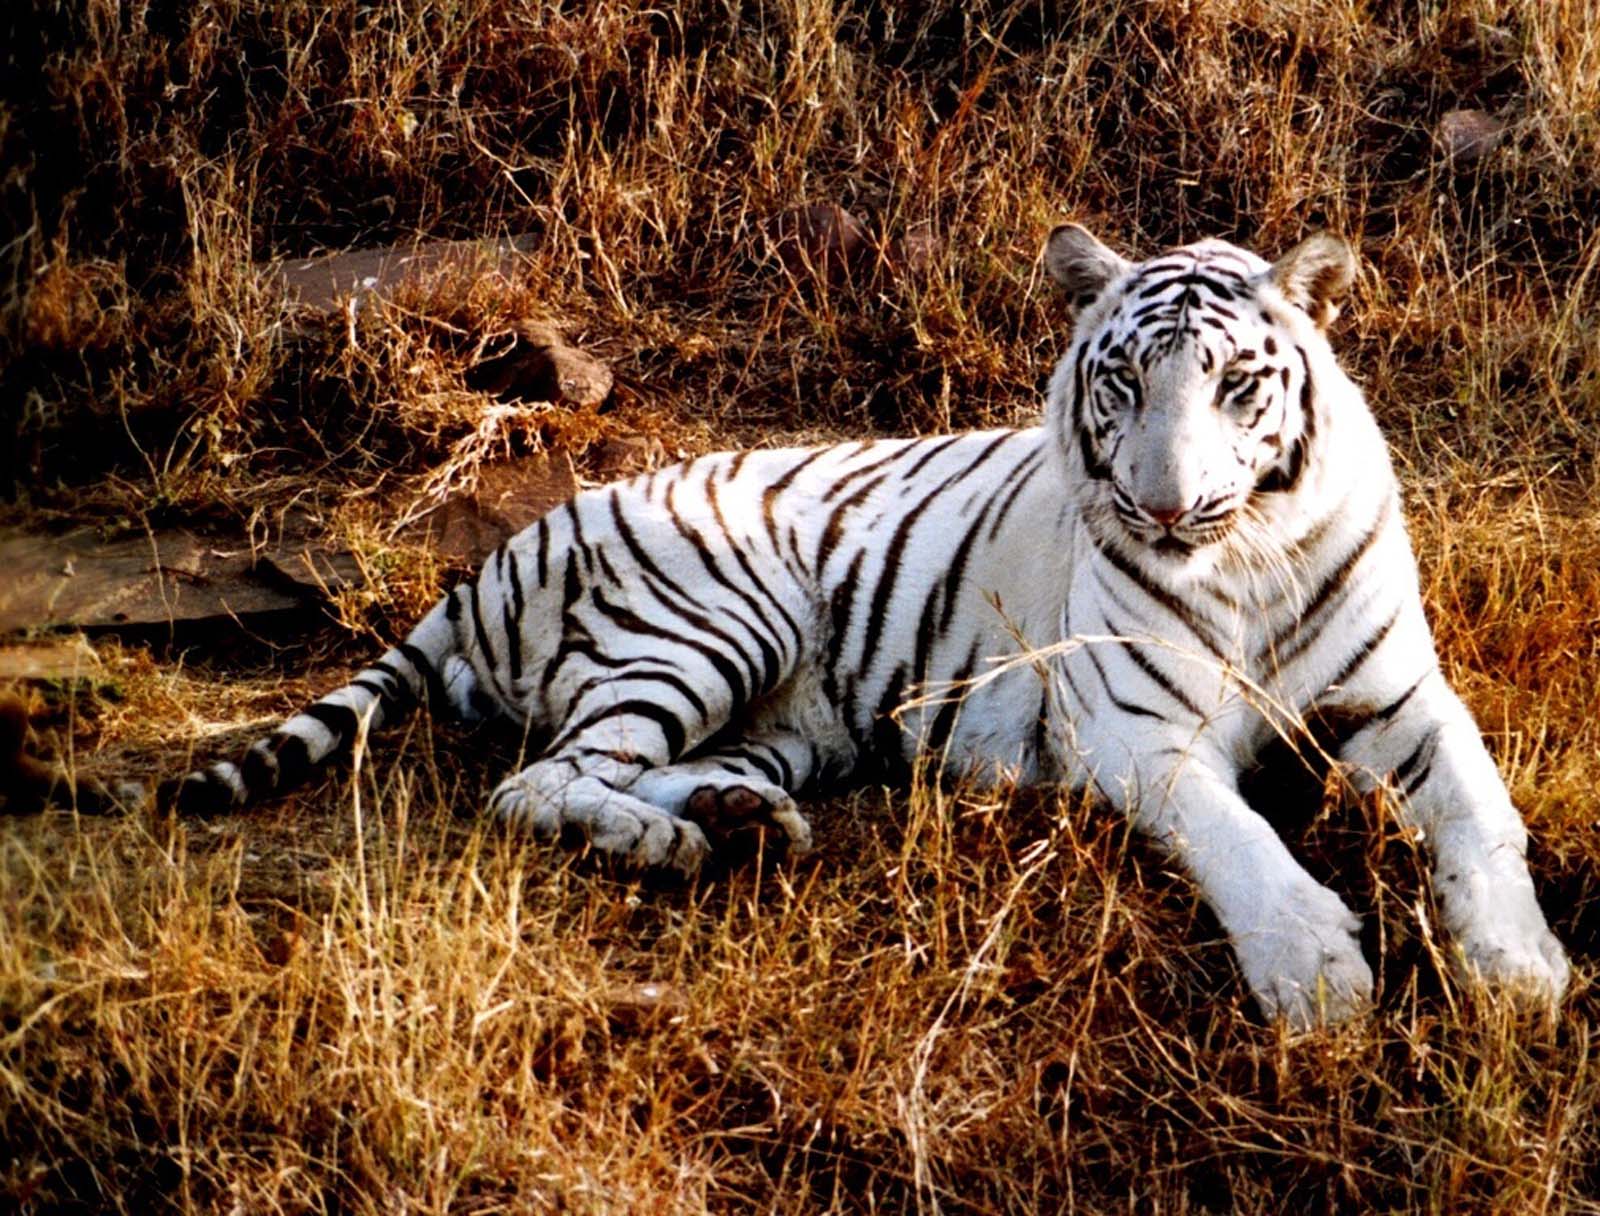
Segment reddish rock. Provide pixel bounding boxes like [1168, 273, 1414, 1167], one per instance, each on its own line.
[891, 223, 939, 277]
[769, 203, 873, 282]
[1437, 109, 1505, 164]
[466, 320, 614, 407]
[586, 434, 665, 481]
[401, 452, 579, 564]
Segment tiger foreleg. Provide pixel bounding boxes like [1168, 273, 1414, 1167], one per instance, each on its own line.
[1120, 747, 1375, 1028]
[1337, 672, 1569, 1005]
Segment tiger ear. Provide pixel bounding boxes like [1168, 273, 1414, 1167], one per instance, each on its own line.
[1268, 233, 1355, 330]
[1044, 224, 1132, 314]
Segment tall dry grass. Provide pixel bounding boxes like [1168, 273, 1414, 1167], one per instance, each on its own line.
[4, 0, 1600, 1211]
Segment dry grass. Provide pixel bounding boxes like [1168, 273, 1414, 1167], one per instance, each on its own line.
[4, 0, 1600, 1211]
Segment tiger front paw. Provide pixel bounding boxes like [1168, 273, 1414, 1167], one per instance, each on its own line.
[1231, 880, 1374, 1030]
[1439, 862, 1570, 1006]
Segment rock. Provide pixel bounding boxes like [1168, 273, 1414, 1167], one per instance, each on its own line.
[1437, 109, 1505, 164]
[603, 981, 687, 1033]
[0, 451, 586, 638]
[256, 543, 364, 598]
[465, 320, 614, 407]
[401, 452, 579, 564]
[266, 236, 539, 313]
[0, 523, 381, 636]
[586, 434, 665, 481]
[0, 637, 101, 681]
[473, 452, 581, 533]
[0, 527, 307, 634]
[892, 223, 939, 277]
[265, 238, 614, 408]
[769, 203, 873, 282]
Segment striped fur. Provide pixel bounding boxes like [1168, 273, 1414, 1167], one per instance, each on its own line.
[171, 226, 1568, 1026]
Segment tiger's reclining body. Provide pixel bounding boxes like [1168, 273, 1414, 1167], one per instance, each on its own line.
[173, 226, 1569, 1027]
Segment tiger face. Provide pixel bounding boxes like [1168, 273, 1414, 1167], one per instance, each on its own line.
[1044, 226, 1355, 566]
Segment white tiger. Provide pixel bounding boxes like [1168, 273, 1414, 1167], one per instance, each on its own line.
[171, 225, 1569, 1027]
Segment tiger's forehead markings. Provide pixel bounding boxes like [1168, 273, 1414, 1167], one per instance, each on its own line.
[1105, 250, 1268, 369]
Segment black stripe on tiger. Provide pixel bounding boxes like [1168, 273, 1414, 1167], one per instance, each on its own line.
[395, 643, 449, 711]
[870, 664, 912, 776]
[301, 700, 363, 746]
[661, 480, 787, 684]
[1370, 672, 1427, 724]
[1089, 532, 1228, 660]
[926, 640, 981, 759]
[855, 432, 1019, 684]
[351, 676, 401, 715]
[465, 580, 511, 705]
[1084, 641, 1168, 722]
[820, 441, 907, 502]
[242, 730, 313, 796]
[589, 587, 752, 715]
[985, 453, 1045, 542]
[704, 474, 806, 652]
[567, 499, 594, 575]
[369, 660, 418, 713]
[1069, 342, 1112, 481]
[1394, 724, 1442, 798]
[630, 559, 765, 701]
[1324, 605, 1401, 691]
[899, 434, 967, 481]
[815, 471, 893, 575]
[606, 493, 768, 700]
[546, 698, 688, 764]
[915, 467, 1010, 693]
[1108, 626, 1206, 720]
[761, 447, 829, 553]
[747, 740, 795, 788]
[501, 600, 523, 682]
[1256, 346, 1317, 495]
[1315, 672, 1431, 757]
[1268, 497, 1390, 666]
[741, 748, 785, 785]
[824, 549, 867, 713]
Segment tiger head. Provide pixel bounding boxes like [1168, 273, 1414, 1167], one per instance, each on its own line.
[1043, 225, 1355, 569]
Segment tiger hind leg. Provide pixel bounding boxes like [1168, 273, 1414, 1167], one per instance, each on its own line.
[488, 751, 712, 874]
[487, 722, 826, 872]
[485, 693, 715, 872]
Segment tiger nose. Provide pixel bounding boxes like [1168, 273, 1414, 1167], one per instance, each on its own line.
[1141, 502, 1187, 528]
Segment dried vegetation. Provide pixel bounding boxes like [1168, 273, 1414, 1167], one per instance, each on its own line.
[3, 0, 1600, 1211]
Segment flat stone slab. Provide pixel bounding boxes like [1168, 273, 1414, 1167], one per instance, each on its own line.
[0, 637, 102, 680]
[267, 236, 540, 313]
[0, 453, 582, 636]
[0, 528, 319, 633]
[263, 237, 614, 407]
